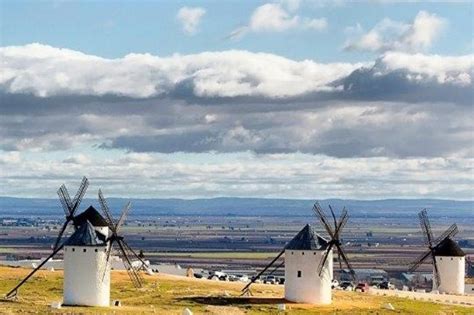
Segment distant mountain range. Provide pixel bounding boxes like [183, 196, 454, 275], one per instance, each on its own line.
[0, 197, 472, 218]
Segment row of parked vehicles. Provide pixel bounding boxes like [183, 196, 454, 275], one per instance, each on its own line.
[197, 271, 395, 292]
[197, 271, 251, 282]
[195, 271, 286, 284]
[332, 279, 395, 291]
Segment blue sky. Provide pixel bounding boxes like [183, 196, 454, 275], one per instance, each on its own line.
[0, 1, 473, 199]
[1, 1, 472, 62]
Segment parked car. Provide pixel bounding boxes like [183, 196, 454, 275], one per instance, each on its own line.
[235, 274, 249, 282]
[193, 273, 203, 279]
[262, 275, 277, 284]
[355, 282, 370, 292]
[340, 281, 354, 291]
[208, 271, 227, 281]
[331, 279, 339, 289]
[378, 281, 395, 290]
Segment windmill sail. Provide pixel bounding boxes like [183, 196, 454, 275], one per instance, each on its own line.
[98, 190, 147, 288]
[313, 203, 355, 281]
[53, 177, 89, 250]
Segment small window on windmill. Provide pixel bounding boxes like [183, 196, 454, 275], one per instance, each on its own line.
[72, 248, 75, 252]
[451, 258, 453, 261]
[291, 251, 294, 255]
[302, 252, 304, 255]
[297, 271, 302, 278]
[83, 249, 87, 253]
[95, 249, 98, 252]
[313, 252, 316, 255]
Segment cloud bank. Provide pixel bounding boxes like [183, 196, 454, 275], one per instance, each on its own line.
[0, 44, 472, 158]
[1, 151, 472, 199]
[1, 44, 471, 102]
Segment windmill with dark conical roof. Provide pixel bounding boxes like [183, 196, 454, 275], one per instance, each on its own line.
[409, 209, 465, 294]
[241, 202, 356, 304]
[4, 178, 147, 307]
[5, 177, 90, 299]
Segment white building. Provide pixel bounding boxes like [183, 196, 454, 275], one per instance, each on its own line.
[284, 224, 332, 304]
[63, 217, 110, 307]
[432, 237, 465, 294]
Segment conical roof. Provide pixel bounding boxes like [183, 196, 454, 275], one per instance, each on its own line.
[286, 224, 329, 250]
[75, 205, 109, 227]
[433, 238, 465, 257]
[66, 220, 105, 246]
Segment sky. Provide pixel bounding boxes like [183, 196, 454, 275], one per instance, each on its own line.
[0, 0, 473, 199]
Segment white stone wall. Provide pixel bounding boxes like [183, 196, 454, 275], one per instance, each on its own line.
[63, 245, 110, 307]
[434, 256, 465, 294]
[284, 249, 332, 304]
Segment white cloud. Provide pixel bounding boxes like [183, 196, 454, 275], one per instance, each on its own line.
[378, 51, 472, 85]
[400, 11, 447, 51]
[249, 3, 299, 32]
[344, 11, 446, 53]
[1, 43, 472, 101]
[176, 6, 206, 35]
[228, 2, 327, 39]
[0, 43, 361, 98]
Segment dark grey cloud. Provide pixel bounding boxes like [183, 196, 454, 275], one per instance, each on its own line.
[337, 67, 473, 105]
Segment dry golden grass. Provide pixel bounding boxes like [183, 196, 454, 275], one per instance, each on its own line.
[0, 266, 472, 314]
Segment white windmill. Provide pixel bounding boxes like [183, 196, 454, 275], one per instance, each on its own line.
[241, 203, 355, 304]
[284, 224, 332, 304]
[409, 209, 465, 294]
[5, 178, 147, 308]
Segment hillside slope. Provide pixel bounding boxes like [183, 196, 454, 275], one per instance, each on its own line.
[0, 266, 472, 314]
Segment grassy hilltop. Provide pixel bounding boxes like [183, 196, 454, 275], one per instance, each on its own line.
[0, 266, 471, 314]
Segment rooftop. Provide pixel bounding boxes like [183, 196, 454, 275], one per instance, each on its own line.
[285, 224, 329, 251]
[65, 220, 106, 247]
[433, 238, 465, 257]
[75, 205, 109, 227]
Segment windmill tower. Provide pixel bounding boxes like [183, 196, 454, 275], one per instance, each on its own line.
[284, 224, 331, 304]
[63, 220, 110, 306]
[241, 202, 355, 304]
[409, 209, 465, 294]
